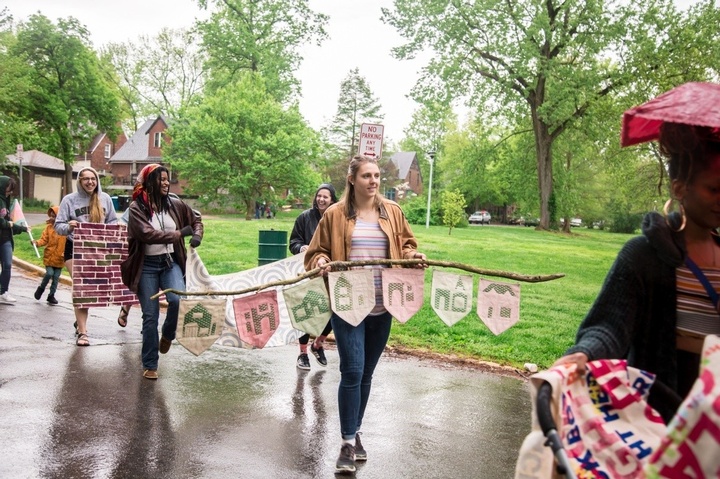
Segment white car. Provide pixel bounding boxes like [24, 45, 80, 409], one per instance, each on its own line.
[468, 210, 491, 225]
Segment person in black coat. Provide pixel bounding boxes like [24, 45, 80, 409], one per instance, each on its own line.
[289, 183, 337, 370]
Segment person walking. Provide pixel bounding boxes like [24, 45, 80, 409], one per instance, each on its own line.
[289, 183, 338, 370]
[31, 206, 66, 305]
[55, 167, 118, 345]
[554, 118, 720, 422]
[304, 156, 427, 473]
[0, 176, 28, 304]
[123, 164, 203, 380]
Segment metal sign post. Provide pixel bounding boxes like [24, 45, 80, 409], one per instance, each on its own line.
[16, 144, 23, 205]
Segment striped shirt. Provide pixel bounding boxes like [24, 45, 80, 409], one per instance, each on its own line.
[349, 219, 389, 315]
[676, 265, 720, 335]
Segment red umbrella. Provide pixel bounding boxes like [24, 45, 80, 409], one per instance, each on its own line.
[621, 82, 720, 147]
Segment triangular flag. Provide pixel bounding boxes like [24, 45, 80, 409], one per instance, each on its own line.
[430, 270, 472, 326]
[284, 277, 332, 336]
[176, 298, 226, 356]
[476, 279, 520, 335]
[382, 268, 425, 323]
[10, 199, 27, 226]
[328, 269, 376, 326]
[232, 290, 280, 349]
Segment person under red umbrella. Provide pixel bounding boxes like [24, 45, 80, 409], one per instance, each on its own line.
[554, 83, 720, 422]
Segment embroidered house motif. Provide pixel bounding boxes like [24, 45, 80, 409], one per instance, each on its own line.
[477, 279, 520, 335]
[431, 270, 473, 326]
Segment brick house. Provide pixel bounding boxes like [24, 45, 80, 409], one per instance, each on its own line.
[108, 116, 184, 195]
[75, 131, 128, 176]
[387, 152, 423, 200]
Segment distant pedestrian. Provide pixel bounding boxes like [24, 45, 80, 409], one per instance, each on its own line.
[0, 176, 28, 304]
[55, 167, 118, 346]
[289, 183, 337, 370]
[123, 164, 203, 380]
[31, 206, 66, 305]
[305, 156, 427, 474]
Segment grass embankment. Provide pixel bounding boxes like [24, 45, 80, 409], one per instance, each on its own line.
[14, 210, 631, 369]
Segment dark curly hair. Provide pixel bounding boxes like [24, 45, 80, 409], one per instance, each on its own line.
[660, 123, 720, 184]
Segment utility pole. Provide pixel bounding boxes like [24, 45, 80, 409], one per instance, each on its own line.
[425, 150, 435, 229]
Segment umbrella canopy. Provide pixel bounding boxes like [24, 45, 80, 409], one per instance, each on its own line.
[621, 82, 720, 147]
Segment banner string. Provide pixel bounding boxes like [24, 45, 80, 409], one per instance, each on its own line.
[150, 258, 564, 300]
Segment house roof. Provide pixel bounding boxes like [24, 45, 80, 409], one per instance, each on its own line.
[108, 118, 157, 163]
[389, 151, 417, 180]
[87, 133, 106, 153]
[6, 150, 65, 172]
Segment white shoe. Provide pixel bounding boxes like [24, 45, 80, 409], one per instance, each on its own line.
[0, 292, 17, 303]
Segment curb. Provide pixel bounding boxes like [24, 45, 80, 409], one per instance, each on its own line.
[12, 256, 73, 286]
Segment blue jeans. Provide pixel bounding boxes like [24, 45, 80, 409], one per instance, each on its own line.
[331, 311, 392, 440]
[137, 255, 185, 370]
[40, 266, 62, 296]
[0, 240, 12, 294]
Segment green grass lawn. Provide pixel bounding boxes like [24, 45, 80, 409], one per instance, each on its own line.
[15, 210, 632, 369]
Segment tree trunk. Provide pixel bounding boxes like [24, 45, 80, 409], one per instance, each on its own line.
[531, 106, 553, 230]
[63, 163, 74, 198]
[245, 198, 255, 221]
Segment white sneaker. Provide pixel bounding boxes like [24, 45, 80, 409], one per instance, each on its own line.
[0, 292, 17, 303]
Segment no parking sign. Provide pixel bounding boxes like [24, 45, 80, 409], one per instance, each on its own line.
[358, 123, 384, 159]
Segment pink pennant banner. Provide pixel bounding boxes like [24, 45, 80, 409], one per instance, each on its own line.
[328, 270, 376, 326]
[232, 290, 280, 349]
[476, 279, 520, 335]
[382, 268, 425, 323]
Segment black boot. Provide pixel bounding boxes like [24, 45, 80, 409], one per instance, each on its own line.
[34, 286, 44, 300]
[47, 294, 58, 305]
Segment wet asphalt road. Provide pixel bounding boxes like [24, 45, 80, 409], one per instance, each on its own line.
[0, 267, 532, 479]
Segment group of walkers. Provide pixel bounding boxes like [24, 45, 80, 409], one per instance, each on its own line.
[2, 82, 720, 473]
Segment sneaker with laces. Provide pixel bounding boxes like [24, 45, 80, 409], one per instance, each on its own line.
[335, 443, 356, 473]
[310, 343, 327, 366]
[296, 353, 311, 370]
[0, 292, 17, 303]
[354, 433, 367, 461]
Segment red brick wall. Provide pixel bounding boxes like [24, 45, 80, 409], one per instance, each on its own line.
[71, 224, 137, 308]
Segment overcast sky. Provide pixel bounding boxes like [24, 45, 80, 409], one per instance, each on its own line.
[4, 0, 428, 144]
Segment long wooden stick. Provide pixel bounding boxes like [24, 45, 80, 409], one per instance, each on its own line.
[150, 258, 564, 299]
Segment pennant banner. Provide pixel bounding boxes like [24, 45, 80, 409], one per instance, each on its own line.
[431, 270, 473, 326]
[477, 279, 520, 335]
[185, 248, 303, 348]
[382, 268, 425, 323]
[10, 198, 27, 225]
[232, 290, 280, 349]
[328, 269, 376, 326]
[283, 277, 332, 337]
[176, 299, 226, 356]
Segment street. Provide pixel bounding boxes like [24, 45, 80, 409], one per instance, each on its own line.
[0, 268, 532, 478]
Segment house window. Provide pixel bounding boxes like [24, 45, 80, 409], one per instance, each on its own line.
[104, 144, 112, 159]
[154, 132, 162, 148]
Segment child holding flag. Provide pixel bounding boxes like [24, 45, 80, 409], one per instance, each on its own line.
[0, 176, 28, 304]
[32, 206, 66, 305]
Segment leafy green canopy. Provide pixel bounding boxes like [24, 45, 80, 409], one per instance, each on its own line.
[165, 73, 322, 219]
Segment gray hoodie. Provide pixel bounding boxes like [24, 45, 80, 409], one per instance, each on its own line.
[55, 167, 118, 241]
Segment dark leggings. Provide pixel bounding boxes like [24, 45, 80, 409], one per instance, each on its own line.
[299, 320, 333, 345]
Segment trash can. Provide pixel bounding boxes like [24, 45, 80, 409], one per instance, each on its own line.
[258, 230, 287, 266]
[118, 195, 130, 211]
[111, 196, 119, 211]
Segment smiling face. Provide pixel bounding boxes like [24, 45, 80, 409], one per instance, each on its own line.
[159, 171, 170, 196]
[78, 171, 97, 194]
[678, 150, 720, 230]
[315, 188, 333, 213]
[350, 161, 381, 203]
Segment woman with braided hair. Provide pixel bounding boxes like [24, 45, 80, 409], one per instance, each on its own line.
[554, 122, 720, 421]
[123, 164, 203, 379]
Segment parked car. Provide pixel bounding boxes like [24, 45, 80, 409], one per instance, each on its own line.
[508, 216, 525, 226]
[468, 210, 491, 225]
[524, 217, 540, 227]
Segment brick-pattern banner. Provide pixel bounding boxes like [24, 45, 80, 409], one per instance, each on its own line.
[71, 224, 137, 308]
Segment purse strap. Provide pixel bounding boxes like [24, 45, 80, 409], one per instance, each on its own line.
[684, 256, 719, 309]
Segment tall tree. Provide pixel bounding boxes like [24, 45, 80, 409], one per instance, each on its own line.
[196, 0, 328, 103]
[383, 0, 720, 229]
[326, 68, 384, 158]
[165, 72, 322, 219]
[12, 14, 120, 192]
[103, 28, 207, 130]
